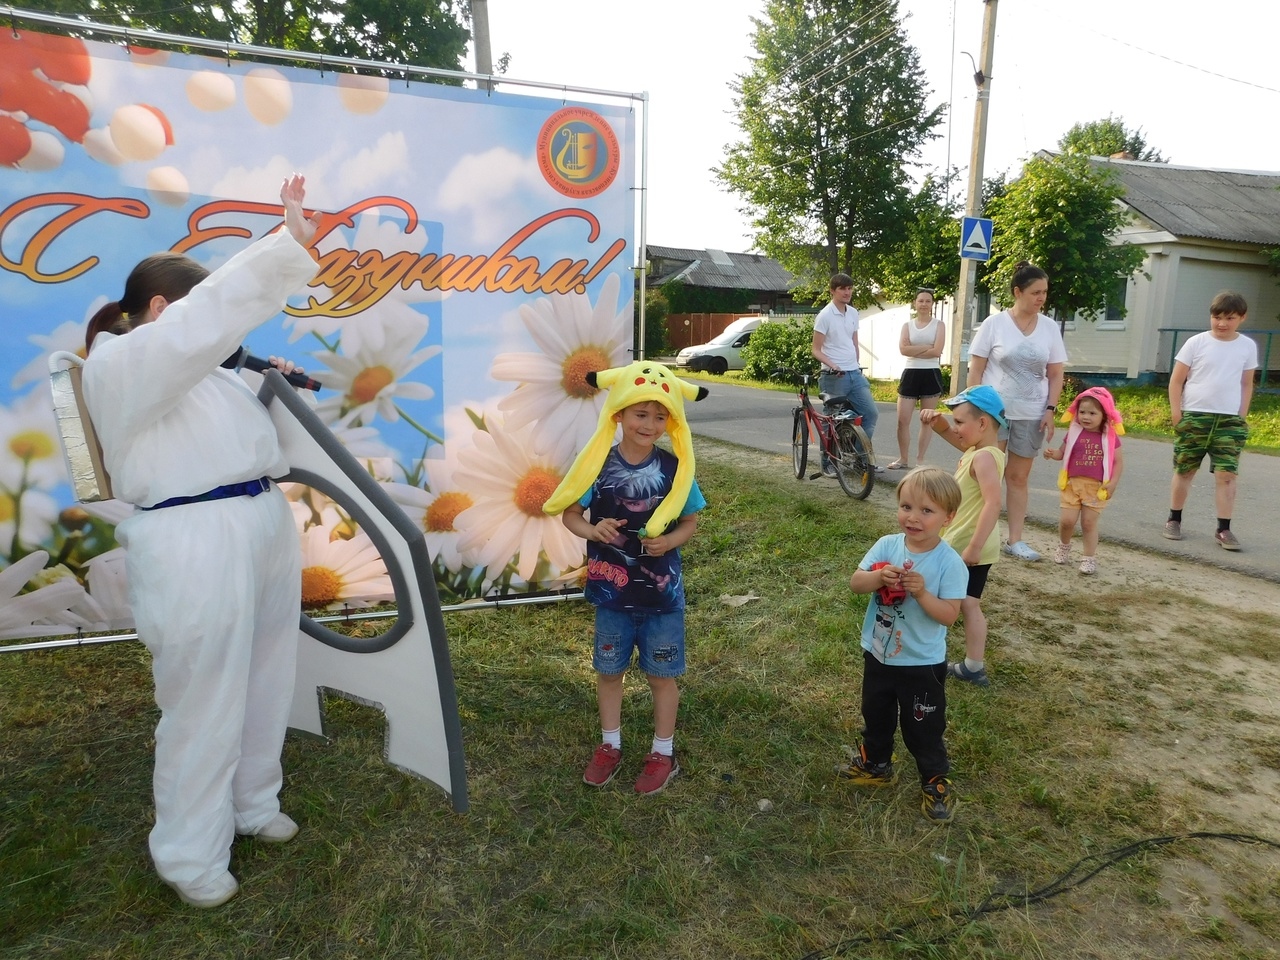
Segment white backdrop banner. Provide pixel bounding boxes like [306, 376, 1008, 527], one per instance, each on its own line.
[0, 29, 636, 639]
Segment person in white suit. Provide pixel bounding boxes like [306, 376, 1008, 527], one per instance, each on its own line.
[82, 175, 319, 908]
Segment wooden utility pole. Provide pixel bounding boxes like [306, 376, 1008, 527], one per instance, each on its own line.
[948, 0, 998, 393]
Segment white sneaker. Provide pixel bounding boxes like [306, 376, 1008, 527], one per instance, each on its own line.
[237, 812, 298, 843]
[168, 870, 239, 908]
[1002, 540, 1041, 562]
[1052, 543, 1071, 565]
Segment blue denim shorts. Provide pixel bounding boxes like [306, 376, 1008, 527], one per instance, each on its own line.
[593, 606, 686, 678]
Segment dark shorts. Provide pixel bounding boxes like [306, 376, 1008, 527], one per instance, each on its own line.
[1173, 412, 1249, 475]
[965, 564, 991, 600]
[897, 368, 944, 399]
[593, 606, 686, 678]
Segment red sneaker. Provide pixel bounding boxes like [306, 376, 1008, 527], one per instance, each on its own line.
[583, 744, 622, 786]
[634, 751, 679, 795]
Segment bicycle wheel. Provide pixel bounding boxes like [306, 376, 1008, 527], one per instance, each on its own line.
[834, 421, 875, 499]
[791, 408, 808, 480]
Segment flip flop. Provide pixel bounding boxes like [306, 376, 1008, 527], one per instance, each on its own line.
[886, 460, 908, 470]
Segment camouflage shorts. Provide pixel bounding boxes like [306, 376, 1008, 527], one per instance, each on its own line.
[1172, 412, 1249, 475]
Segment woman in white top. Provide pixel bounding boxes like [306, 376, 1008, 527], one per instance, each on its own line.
[967, 261, 1068, 561]
[888, 288, 945, 470]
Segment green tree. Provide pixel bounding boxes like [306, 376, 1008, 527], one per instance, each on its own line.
[717, 0, 943, 305]
[985, 154, 1145, 321]
[876, 173, 961, 302]
[20, 0, 471, 72]
[658, 281, 755, 315]
[637, 286, 670, 358]
[1059, 115, 1165, 162]
[741, 318, 817, 381]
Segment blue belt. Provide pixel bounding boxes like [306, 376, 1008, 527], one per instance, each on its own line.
[141, 476, 272, 511]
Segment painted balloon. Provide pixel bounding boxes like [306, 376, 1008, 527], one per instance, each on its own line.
[187, 70, 236, 112]
[109, 104, 173, 162]
[146, 166, 191, 206]
[337, 73, 389, 115]
[244, 68, 292, 125]
[16, 130, 65, 171]
[82, 127, 125, 166]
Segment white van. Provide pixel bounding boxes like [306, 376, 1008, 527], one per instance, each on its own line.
[674, 316, 764, 374]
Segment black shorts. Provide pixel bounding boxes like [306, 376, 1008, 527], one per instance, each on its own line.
[965, 564, 991, 599]
[898, 368, 944, 399]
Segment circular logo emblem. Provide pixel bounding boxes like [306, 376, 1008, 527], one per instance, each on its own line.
[536, 107, 620, 199]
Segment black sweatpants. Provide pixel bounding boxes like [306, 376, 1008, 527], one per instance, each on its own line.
[861, 650, 950, 782]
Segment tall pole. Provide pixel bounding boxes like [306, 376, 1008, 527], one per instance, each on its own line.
[470, 0, 494, 92]
[948, 0, 998, 393]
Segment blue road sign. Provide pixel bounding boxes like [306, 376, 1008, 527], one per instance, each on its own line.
[960, 216, 993, 262]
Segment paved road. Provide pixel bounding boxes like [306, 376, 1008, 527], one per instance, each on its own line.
[685, 380, 1280, 583]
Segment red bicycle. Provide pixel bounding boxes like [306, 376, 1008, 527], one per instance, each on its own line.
[775, 369, 875, 499]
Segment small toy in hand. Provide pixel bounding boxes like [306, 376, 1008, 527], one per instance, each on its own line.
[870, 559, 913, 605]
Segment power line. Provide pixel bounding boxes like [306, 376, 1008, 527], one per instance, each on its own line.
[1029, 2, 1280, 95]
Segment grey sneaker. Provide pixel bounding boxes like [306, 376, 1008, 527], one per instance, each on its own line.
[1163, 519, 1183, 540]
[1002, 540, 1041, 561]
[948, 661, 990, 688]
[1215, 529, 1241, 551]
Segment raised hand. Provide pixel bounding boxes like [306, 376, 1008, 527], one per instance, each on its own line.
[280, 173, 320, 246]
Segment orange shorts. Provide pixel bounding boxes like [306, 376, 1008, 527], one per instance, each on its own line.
[1060, 476, 1108, 511]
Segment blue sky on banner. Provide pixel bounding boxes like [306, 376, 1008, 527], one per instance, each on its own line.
[485, 0, 1280, 253]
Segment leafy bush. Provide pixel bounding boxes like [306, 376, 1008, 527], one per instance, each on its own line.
[741, 317, 818, 381]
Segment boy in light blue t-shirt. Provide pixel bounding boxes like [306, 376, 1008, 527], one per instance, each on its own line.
[841, 467, 968, 822]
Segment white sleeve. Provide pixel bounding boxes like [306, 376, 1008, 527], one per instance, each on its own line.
[968, 312, 1000, 358]
[84, 230, 317, 437]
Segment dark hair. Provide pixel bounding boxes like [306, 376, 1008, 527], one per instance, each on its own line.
[1209, 290, 1247, 317]
[1010, 260, 1048, 294]
[86, 252, 210, 350]
[829, 273, 854, 290]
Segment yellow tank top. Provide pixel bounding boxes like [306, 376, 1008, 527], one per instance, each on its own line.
[943, 444, 1006, 565]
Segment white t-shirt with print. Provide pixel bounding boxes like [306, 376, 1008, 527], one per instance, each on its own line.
[814, 300, 861, 371]
[1175, 331, 1258, 415]
[969, 311, 1069, 421]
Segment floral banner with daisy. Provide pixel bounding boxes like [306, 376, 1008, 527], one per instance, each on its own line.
[0, 28, 636, 639]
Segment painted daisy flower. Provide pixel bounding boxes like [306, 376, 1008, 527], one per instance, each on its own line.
[322, 419, 396, 481]
[83, 547, 134, 630]
[453, 414, 585, 582]
[385, 456, 474, 573]
[0, 486, 59, 552]
[0, 388, 69, 491]
[311, 320, 441, 429]
[298, 523, 394, 610]
[0, 551, 83, 640]
[27, 562, 108, 632]
[490, 272, 631, 464]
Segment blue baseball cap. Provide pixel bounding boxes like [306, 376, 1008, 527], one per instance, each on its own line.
[943, 384, 1006, 426]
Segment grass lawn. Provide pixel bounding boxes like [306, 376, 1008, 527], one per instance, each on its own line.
[3, 442, 1280, 958]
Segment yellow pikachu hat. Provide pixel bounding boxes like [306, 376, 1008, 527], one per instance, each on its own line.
[543, 360, 708, 537]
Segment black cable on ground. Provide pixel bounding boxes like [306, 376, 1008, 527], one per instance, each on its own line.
[797, 831, 1280, 960]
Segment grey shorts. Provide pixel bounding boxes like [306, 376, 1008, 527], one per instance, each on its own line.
[997, 418, 1046, 459]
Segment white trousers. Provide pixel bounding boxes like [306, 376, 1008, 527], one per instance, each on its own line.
[118, 485, 301, 888]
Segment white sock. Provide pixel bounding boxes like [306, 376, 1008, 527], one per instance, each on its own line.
[965, 657, 984, 673]
[651, 734, 674, 757]
[602, 727, 621, 750]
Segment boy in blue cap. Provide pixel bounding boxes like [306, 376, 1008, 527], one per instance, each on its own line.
[919, 384, 1007, 687]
